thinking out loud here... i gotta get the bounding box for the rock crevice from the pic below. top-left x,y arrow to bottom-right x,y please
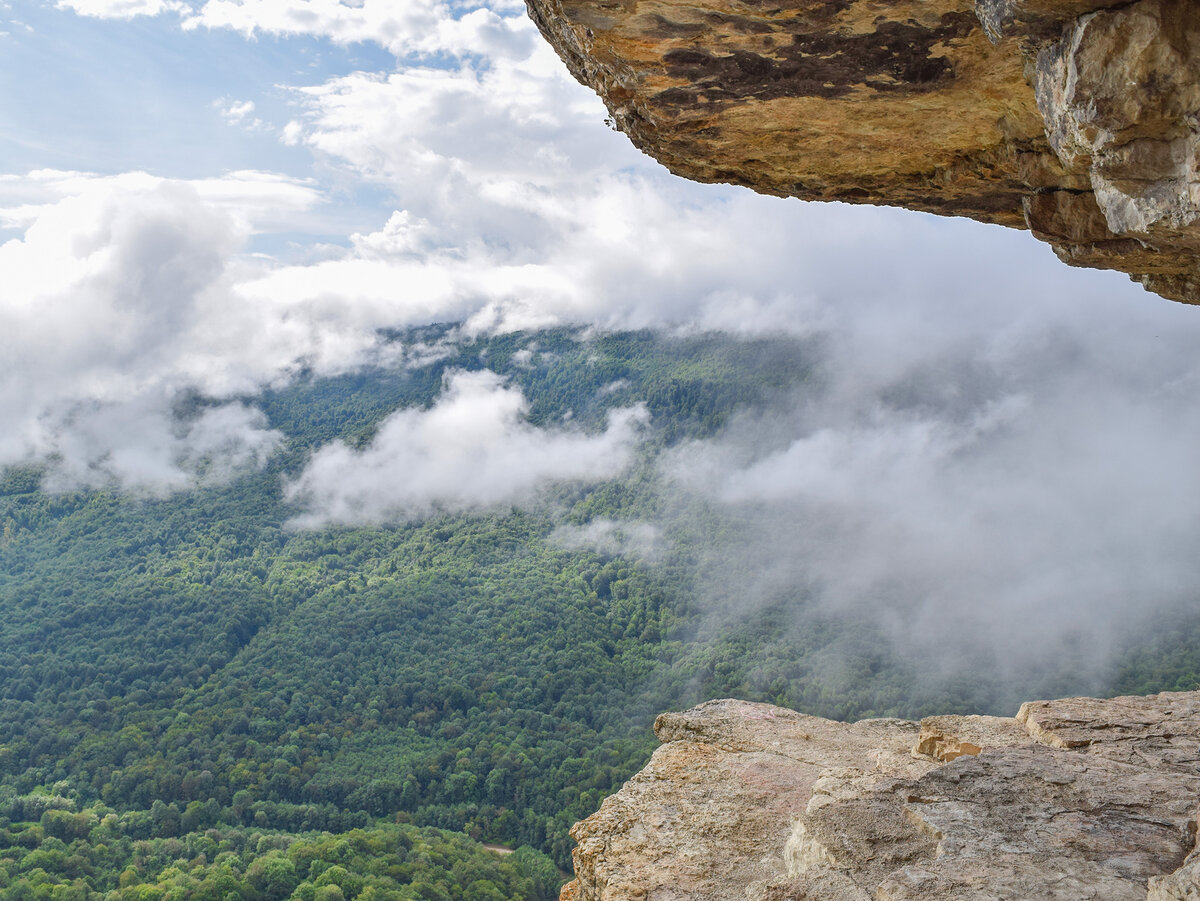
526,0 -> 1200,302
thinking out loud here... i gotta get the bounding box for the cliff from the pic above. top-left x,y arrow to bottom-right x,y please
560,691 -> 1200,900
524,0 -> 1200,303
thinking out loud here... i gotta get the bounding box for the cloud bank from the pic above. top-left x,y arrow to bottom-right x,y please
0,170 -> 396,491
656,289 -> 1200,685
284,369 -> 649,527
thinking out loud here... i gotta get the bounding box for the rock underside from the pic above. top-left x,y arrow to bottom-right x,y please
560,691 -> 1200,900
524,0 -> 1200,303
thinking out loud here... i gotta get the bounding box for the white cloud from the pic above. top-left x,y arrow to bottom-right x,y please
0,169 -> 323,236
183,0 -> 536,60
40,402 -> 282,494
659,291 -> 1200,678
0,170 -> 403,491
280,120 -> 304,146
217,98 -> 256,124
550,519 -> 665,561
284,369 -> 649,527
54,0 -> 536,60
57,0 -> 187,19
224,99 -> 254,119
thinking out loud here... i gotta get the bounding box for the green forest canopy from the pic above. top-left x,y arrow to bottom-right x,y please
0,326 -> 1196,900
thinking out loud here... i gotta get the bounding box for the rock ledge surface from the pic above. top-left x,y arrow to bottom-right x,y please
525,0 -> 1200,303
560,691 -> 1200,900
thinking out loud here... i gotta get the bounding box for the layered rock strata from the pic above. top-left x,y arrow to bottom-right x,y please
560,691 -> 1200,900
524,0 -> 1200,303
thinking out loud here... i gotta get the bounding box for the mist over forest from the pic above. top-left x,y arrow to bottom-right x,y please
1,325 -> 1198,898
4,0 -> 1200,896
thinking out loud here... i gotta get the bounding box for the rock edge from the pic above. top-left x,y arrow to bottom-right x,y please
560,691 -> 1200,900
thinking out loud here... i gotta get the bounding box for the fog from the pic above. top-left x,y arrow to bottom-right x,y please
655,296 -> 1200,685
285,370 -> 648,527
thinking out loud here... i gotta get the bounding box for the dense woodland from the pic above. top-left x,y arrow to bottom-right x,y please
1,327 -> 1197,900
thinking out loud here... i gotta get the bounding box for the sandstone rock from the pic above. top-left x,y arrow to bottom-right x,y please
1034,0 -> 1200,239
912,713 -> 1031,761
560,691 -> 1200,900
1019,689 -> 1200,775
525,0 -> 1200,303
1148,845 -> 1200,901
973,0 -> 1128,44
882,747 -> 1200,900
562,700 -> 935,901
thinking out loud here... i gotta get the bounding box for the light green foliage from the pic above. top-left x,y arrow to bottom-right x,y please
0,817 -> 555,900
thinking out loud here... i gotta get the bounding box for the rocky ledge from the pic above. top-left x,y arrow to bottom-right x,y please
560,691 -> 1200,900
525,0 -> 1200,303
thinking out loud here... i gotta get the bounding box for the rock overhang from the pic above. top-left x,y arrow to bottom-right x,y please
524,0 -> 1200,303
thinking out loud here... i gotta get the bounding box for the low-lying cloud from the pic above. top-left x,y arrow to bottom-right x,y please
550,518 -> 666,562
284,369 -> 649,527
656,295 -> 1200,689
40,401 -> 282,494
0,171 -> 398,492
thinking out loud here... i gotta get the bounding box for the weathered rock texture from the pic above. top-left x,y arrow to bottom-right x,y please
560,692 -> 1200,900
524,0 -> 1200,303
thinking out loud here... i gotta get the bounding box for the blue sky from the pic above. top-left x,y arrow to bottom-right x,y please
0,3 -> 367,172
4,0 -> 1200,670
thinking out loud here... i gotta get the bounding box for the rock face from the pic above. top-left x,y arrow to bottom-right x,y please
559,692 -> 1200,900
524,0 -> 1200,303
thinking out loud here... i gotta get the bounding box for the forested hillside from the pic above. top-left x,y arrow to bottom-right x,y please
0,327 -> 1197,900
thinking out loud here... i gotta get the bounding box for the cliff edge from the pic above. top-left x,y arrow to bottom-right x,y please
560,691 -> 1200,900
524,0 -> 1200,303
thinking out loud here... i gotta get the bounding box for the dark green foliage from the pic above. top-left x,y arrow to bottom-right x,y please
1110,607 -> 1200,696
0,328 -> 819,886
